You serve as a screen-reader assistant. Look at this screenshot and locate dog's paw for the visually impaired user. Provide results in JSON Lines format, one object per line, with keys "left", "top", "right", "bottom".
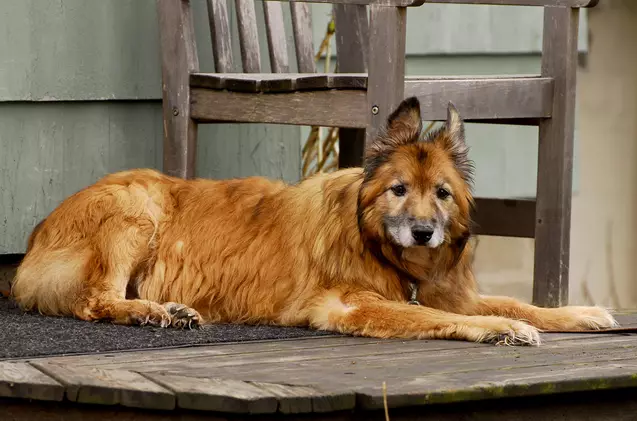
{"left": 136, "top": 303, "right": 172, "bottom": 328}
{"left": 163, "top": 302, "right": 202, "bottom": 329}
{"left": 462, "top": 316, "right": 541, "bottom": 346}
{"left": 552, "top": 306, "right": 618, "bottom": 331}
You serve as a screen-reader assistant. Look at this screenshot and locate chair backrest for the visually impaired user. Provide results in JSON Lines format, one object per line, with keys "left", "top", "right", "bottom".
{"left": 206, "top": 0, "right": 317, "bottom": 74}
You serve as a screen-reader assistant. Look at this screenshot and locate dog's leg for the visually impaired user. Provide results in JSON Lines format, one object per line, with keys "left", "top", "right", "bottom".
{"left": 72, "top": 222, "right": 202, "bottom": 329}
{"left": 470, "top": 295, "right": 617, "bottom": 331}
{"left": 309, "top": 291, "right": 541, "bottom": 345}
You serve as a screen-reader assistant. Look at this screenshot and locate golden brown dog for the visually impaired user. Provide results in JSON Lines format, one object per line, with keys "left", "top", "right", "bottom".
{"left": 11, "top": 97, "right": 616, "bottom": 345}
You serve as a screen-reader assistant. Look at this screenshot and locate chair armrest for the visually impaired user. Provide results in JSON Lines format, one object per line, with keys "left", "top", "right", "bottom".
{"left": 268, "top": 0, "right": 597, "bottom": 6}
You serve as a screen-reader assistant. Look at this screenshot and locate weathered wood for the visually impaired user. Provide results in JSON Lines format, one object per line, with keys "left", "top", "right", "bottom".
{"left": 191, "top": 88, "right": 367, "bottom": 127}
{"left": 472, "top": 198, "right": 535, "bottom": 238}
{"left": 145, "top": 374, "right": 279, "bottom": 413}
{"left": 252, "top": 381, "right": 355, "bottom": 413}
{"left": 334, "top": 4, "right": 369, "bottom": 168}
{"left": 418, "top": 0, "right": 598, "bottom": 6}
{"left": 235, "top": 0, "right": 262, "bottom": 73}
{"left": 207, "top": 0, "right": 234, "bottom": 73}
{"left": 404, "top": 76, "right": 554, "bottom": 121}
{"left": 190, "top": 76, "right": 554, "bottom": 127}
{"left": 533, "top": 7, "right": 580, "bottom": 309}
{"left": 290, "top": 2, "right": 316, "bottom": 73}
{"left": 0, "top": 362, "right": 64, "bottom": 402}
{"left": 32, "top": 363, "right": 175, "bottom": 410}
{"left": 355, "top": 362, "right": 637, "bottom": 410}
{"left": 263, "top": 1, "right": 290, "bottom": 73}
{"left": 189, "top": 72, "right": 368, "bottom": 92}
{"left": 157, "top": 0, "right": 199, "bottom": 179}
{"left": 265, "top": 0, "right": 597, "bottom": 6}
{"left": 365, "top": 5, "right": 407, "bottom": 145}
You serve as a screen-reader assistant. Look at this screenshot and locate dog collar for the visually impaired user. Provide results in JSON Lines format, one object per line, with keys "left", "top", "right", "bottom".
{"left": 408, "top": 282, "right": 420, "bottom": 305}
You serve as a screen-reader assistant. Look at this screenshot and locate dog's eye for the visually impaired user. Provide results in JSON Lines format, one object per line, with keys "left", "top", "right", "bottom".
{"left": 391, "top": 184, "right": 407, "bottom": 197}
{"left": 437, "top": 188, "right": 451, "bottom": 200}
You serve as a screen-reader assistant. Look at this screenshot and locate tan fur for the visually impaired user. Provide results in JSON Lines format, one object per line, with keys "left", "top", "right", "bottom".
{"left": 11, "top": 98, "right": 617, "bottom": 345}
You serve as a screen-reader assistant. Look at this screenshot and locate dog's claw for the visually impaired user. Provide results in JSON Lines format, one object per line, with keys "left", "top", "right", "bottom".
{"left": 162, "top": 302, "right": 202, "bottom": 329}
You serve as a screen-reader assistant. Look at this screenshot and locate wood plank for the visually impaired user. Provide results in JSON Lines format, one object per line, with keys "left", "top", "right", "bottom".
{"left": 144, "top": 374, "right": 278, "bottom": 413}
{"left": 146, "top": 373, "right": 355, "bottom": 414}
{"left": 191, "top": 88, "right": 368, "bottom": 128}
{"left": 50, "top": 332, "right": 637, "bottom": 379}
{"left": 365, "top": 5, "right": 407, "bottom": 145}
{"left": 420, "top": 0, "right": 598, "bottom": 6}
{"left": 207, "top": 0, "right": 234, "bottom": 73}
{"left": 405, "top": 76, "right": 554, "bottom": 121}
{"left": 251, "top": 381, "right": 355, "bottom": 413}
{"left": 263, "top": 1, "right": 290, "bottom": 73}
{"left": 265, "top": 0, "right": 597, "bottom": 6}
{"left": 473, "top": 198, "right": 536, "bottom": 238}
{"left": 190, "top": 72, "right": 368, "bottom": 92}
{"left": 157, "top": 0, "right": 199, "bottom": 179}
{"left": 31, "top": 363, "right": 175, "bottom": 410}
{"left": 235, "top": 0, "right": 262, "bottom": 73}
{"left": 533, "top": 7, "right": 580, "bottom": 308}
{"left": 334, "top": 4, "right": 369, "bottom": 169}
{"left": 355, "top": 361, "right": 637, "bottom": 410}
{"left": 290, "top": 2, "right": 316, "bottom": 73}
{"left": 190, "top": 73, "right": 551, "bottom": 117}
{"left": 0, "top": 362, "right": 64, "bottom": 402}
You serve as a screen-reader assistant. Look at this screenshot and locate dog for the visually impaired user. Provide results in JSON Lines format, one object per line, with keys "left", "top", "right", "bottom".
{"left": 11, "top": 97, "right": 617, "bottom": 346}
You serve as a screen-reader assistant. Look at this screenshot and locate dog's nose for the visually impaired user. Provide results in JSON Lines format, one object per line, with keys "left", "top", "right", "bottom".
{"left": 411, "top": 227, "right": 434, "bottom": 245}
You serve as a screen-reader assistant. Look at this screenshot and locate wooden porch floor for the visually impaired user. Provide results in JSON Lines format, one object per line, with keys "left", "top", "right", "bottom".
{"left": 3, "top": 313, "right": 637, "bottom": 420}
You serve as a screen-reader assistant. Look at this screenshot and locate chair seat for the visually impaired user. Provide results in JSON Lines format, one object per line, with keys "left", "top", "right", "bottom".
{"left": 190, "top": 73, "right": 368, "bottom": 93}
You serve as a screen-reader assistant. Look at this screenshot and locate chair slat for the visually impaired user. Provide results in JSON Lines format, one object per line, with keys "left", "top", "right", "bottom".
{"left": 263, "top": 1, "right": 290, "bottom": 73}
{"left": 207, "top": 0, "right": 234, "bottom": 73}
{"left": 290, "top": 2, "right": 316, "bottom": 73}
{"left": 235, "top": 0, "right": 261, "bottom": 73}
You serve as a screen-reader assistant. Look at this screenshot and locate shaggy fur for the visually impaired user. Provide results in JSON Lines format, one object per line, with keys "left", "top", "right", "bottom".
{"left": 11, "top": 97, "right": 617, "bottom": 346}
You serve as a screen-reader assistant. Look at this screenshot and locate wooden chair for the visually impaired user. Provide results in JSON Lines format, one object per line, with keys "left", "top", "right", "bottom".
{"left": 156, "top": 0, "right": 599, "bottom": 308}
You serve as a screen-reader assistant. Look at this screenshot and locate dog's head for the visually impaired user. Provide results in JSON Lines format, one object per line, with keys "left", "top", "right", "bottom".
{"left": 358, "top": 97, "right": 474, "bottom": 250}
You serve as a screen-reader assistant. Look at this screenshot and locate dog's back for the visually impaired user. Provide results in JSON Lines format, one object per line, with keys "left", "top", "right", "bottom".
{"left": 11, "top": 169, "right": 174, "bottom": 318}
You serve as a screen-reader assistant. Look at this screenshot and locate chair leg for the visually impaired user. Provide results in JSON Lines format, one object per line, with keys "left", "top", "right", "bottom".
{"left": 334, "top": 4, "right": 368, "bottom": 169}
{"left": 533, "top": 7, "right": 579, "bottom": 308}
{"left": 365, "top": 5, "right": 407, "bottom": 145}
{"left": 157, "top": 0, "right": 199, "bottom": 179}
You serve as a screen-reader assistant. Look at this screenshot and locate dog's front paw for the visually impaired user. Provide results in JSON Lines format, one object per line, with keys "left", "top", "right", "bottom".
{"left": 163, "top": 302, "right": 203, "bottom": 329}
{"left": 462, "top": 316, "right": 541, "bottom": 346}
{"left": 554, "top": 306, "right": 618, "bottom": 331}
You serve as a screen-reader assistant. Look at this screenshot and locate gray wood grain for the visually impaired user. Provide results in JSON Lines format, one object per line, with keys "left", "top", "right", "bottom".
{"left": 191, "top": 88, "right": 367, "bottom": 128}
{"left": 420, "top": 0, "right": 597, "bottom": 6}
{"left": 473, "top": 198, "right": 535, "bottom": 238}
{"left": 405, "top": 76, "right": 554, "bottom": 120}
{"left": 32, "top": 363, "right": 175, "bottom": 410}
{"left": 0, "top": 362, "right": 64, "bottom": 401}
{"left": 334, "top": 4, "right": 369, "bottom": 169}
{"left": 263, "top": 1, "right": 290, "bottom": 73}
{"left": 365, "top": 5, "right": 407, "bottom": 145}
{"left": 235, "top": 0, "right": 262, "bottom": 73}
{"left": 266, "top": 0, "right": 597, "bottom": 6}
{"left": 533, "top": 7, "right": 580, "bottom": 308}
{"left": 290, "top": 2, "right": 316, "bottom": 73}
{"left": 207, "top": 0, "right": 234, "bottom": 73}
{"left": 252, "top": 381, "right": 355, "bottom": 413}
{"left": 156, "top": 0, "right": 199, "bottom": 179}
{"left": 145, "top": 374, "right": 279, "bottom": 413}
{"left": 189, "top": 72, "right": 367, "bottom": 92}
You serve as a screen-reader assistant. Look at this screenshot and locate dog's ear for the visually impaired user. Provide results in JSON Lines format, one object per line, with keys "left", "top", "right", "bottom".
{"left": 365, "top": 97, "right": 422, "bottom": 160}
{"left": 438, "top": 102, "right": 473, "bottom": 185}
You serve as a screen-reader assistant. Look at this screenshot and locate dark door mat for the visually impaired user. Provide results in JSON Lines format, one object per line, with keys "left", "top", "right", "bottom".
{"left": 0, "top": 297, "right": 336, "bottom": 360}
